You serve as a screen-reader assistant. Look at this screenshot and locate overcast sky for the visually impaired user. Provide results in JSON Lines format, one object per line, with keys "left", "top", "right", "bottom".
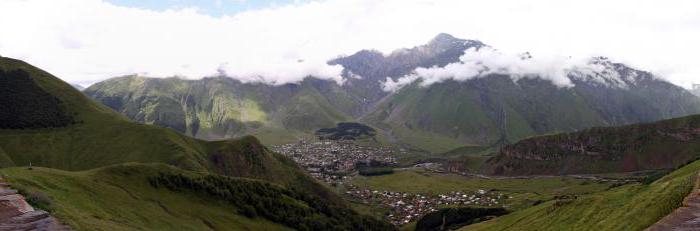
{"left": 0, "top": 0, "right": 698, "bottom": 88}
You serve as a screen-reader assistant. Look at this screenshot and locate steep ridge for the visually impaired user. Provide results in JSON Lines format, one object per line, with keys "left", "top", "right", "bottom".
{"left": 482, "top": 114, "right": 700, "bottom": 175}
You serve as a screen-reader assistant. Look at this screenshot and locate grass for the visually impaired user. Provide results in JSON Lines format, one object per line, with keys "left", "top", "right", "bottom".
{"left": 0, "top": 57, "right": 209, "bottom": 171}
{"left": 354, "top": 169, "right": 610, "bottom": 196}
{"left": 0, "top": 163, "right": 291, "bottom": 231}
{"left": 463, "top": 159, "right": 700, "bottom": 231}
{"left": 352, "top": 169, "right": 612, "bottom": 210}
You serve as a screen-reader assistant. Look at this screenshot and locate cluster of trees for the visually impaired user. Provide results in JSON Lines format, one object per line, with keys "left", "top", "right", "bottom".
{"left": 356, "top": 160, "right": 395, "bottom": 176}
{"left": 316, "top": 122, "right": 376, "bottom": 140}
{"left": 358, "top": 167, "right": 394, "bottom": 176}
{"left": 0, "top": 69, "right": 74, "bottom": 129}
{"left": 415, "top": 207, "right": 508, "bottom": 231}
{"left": 148, "top": 172, "right": 396, "bottom": 231}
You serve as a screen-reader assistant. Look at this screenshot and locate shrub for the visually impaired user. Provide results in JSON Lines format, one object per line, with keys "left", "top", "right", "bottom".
{"left": 148, "top": 172, "right": 396, "bottom": 231}
{"left": 26, "top": 191, "right": 53, "bottom": 212}
{"left": 415, "top": 207, "right": 508, "bottom": 231}
{"left": 358, "top": 167, "right": 394, "bottom": 176}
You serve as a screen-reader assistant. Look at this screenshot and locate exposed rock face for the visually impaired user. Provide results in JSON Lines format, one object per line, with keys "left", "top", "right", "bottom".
{"left": 0, "top": 178, "right": 71, "bottom": 231}
{"left": 483, "top": 114, "right": 700, "bottom": 175}
{"left": 330, "top": 33, "right": 485, "bottom": 113}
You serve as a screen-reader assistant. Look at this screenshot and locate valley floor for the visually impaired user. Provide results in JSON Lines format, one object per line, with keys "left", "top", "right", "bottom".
{"left": 273, "top": 139, "right": 700, "bottom": 231}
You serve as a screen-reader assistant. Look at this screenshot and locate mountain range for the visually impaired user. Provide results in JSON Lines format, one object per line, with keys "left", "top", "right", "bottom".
{"left": 3, "top": 36, "right": 700, "bottom": 230}
{"left": 85, "top": 34, "right": 700, "bottom": 153}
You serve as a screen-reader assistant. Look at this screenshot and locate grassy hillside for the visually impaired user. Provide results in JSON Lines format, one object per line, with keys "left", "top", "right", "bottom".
{"left": 0, "top": 57, "right": 312, "bottom": 184}
{"left": 0, "top": 57, "right": 208, "bottom": 171}
{"left": 0, "top": 68, "right": 76, "bottom": 129}
{"left": 0, "top": 164, "right": 291, "bottom": 231}
{"left": 0, "top": 56, "right": 394, "bottom": 230}
{"left": 0, "top": 57, "right": 337, "bottom": 199}
{"left": 84, "top": 76, "right": 355, "bottom": 145}
{"left": 0, "top": 163, "right": 393, "bottom": 231}
{"left": 483, "top": 114, "right": 700, "bottom": 175}
{"left": 464, "top": 159, "right": 700, "bottom": 231}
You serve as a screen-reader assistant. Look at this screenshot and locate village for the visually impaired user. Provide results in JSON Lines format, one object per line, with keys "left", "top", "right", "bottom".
{"left": 345, "top": 185, "right": 505, "bottom": 225}
{"left": 273, "top": 140, "right": 505, "bottom": 226}
{"left": 272, "top": 140, "right": 401, "bottom": 185}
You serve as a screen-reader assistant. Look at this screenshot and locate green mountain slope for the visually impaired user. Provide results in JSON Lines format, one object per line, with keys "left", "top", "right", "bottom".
{"left": 363, "top": 69, "right": 700, "bottom": 153}
{"left": 85, "top": 76, "right": 355, "bottom": 144}
{"left": 0, "top": 56, "right": 393, "bottom": 230}
{"left": 465, "top": 159, "right": 699, "bottom": 231}
{"left": 1, "top": 164, "right": 291, "bottom": 231}
{"left": 1, "top": 163, "right": 393, "bottom": 231}
{"left": 482, "top": 113, "right": 700, "bottom": 175}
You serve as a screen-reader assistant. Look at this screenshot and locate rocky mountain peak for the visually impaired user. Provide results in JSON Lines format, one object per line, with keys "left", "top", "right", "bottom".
{"left": 424, "top": 33, "right": 485, "bottom": 52}
{"left": 429, "top": 33, "right": 460, "bottom": 44}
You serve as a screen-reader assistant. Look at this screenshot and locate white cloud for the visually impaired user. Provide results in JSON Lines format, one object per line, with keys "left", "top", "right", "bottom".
{"left": 0, "top": 0, "right": 698, "bottom": 88}
{"left": 382, "top": 48, "right": 644, "bottom": 91}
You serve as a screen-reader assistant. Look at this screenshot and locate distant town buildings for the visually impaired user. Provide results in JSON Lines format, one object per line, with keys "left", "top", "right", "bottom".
{"left": 272, "top": 140, "right": 399, "bottom": 186}
{"left": 273, "top": 140, "right": 507, "bottom": 226}
{"left": 344, "top": 186, "right": 505, "bottom": 225}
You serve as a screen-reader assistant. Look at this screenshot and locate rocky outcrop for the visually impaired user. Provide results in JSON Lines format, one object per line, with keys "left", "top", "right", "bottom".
{"left": 0, "top": 178, "right": 70, "bottom": 231}
{"left": 483, "top": 114, "right": 700, "bottom": 175}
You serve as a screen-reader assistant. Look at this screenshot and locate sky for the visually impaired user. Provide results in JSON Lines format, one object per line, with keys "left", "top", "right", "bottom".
{"left": 0, "top": 0, "right": 698, "bottom": 88}
{"left": 104, "top": 0, "right": 303, "bottom": 17}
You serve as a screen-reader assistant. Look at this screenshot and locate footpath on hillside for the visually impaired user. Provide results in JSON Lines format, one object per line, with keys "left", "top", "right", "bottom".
{"left": 647, "top": 173, "right": 700, "bottom": 231}
{"left": 0, "top": 176, "right": 70, "bottom": 231}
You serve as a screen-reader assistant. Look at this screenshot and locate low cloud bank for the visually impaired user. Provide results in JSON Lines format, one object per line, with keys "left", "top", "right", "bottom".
{"left": 0, "top": 0, "right": 698, "bottom": 88}
{"left": 382, "top": 48, "right": 636, "bottom": 91}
